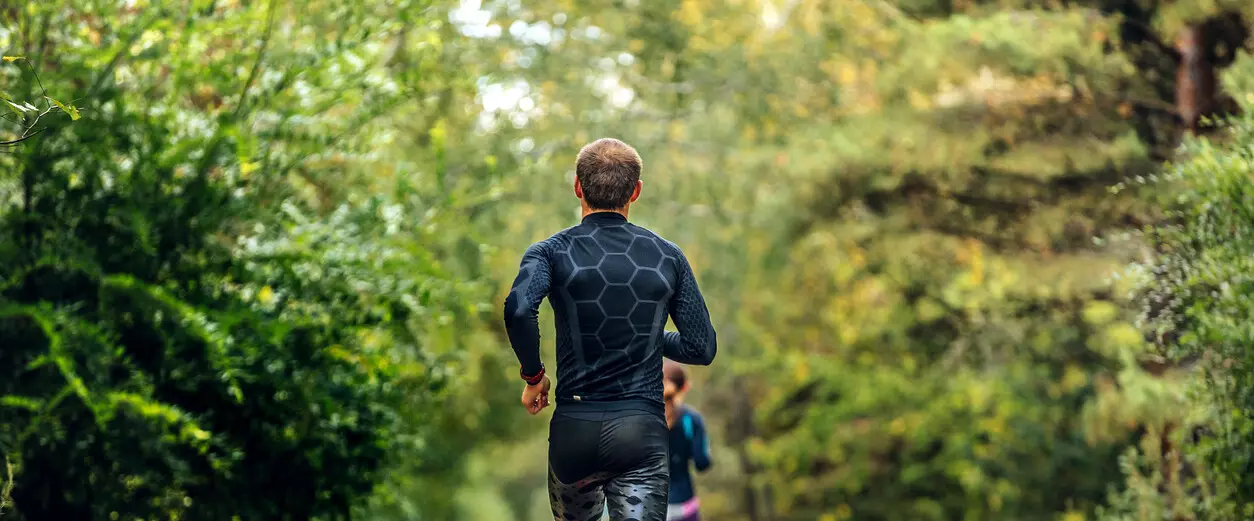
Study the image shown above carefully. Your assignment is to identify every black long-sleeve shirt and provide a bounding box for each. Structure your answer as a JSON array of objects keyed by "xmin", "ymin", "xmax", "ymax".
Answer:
[{"xmin": 503, "ymin": 211, "xmax": 717, "ymax": 416}]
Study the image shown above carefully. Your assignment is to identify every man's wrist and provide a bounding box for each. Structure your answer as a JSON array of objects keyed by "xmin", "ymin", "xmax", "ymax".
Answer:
[{"xmin": 521, "ymin": 365, "xmax": 546, "ymax": 386}]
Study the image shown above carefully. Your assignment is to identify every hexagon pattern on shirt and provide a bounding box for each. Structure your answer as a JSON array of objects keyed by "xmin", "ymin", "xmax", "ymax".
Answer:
[
  {"xmin": 504, "ymin": 212, "xmax": 715, "ymax": 407},
  {"xmin": 560, "ymin": 224, "xmax": 675, "ymax": 367}
]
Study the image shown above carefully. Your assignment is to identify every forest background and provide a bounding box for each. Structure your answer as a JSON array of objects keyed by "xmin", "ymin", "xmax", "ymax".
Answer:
[{"xmin": 3, "ymin": 1, "xmax": 1254, "ymax": 520}]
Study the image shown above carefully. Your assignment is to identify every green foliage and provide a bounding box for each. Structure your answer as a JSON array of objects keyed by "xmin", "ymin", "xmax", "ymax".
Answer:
[
  {"xmin": 457, "ymin": 1, "xmax": 1246, "ymax": 520},
  {"xmin": 1096, "ymin": 52, "xmax": 1254, "ymax": 521},
  {"xmin": 0, "ymin": 56, "xmax": 79, "ymax": 150},
  {"xmin": 1101, "ymin": 112, "xmax": 1254, "ymax": 520},
  {"xmin": 3, "ymin": 0, "xmax": 1253, "ymax": 520},
  {"xmin": 0, "ymin": 1, "xmax": 520, "ymax": 519}
]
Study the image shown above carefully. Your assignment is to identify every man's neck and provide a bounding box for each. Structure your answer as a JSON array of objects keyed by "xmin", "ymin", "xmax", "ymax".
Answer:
[{"xmin": 581, "ymin": 206, "xmax": 629, "ymax": 220}]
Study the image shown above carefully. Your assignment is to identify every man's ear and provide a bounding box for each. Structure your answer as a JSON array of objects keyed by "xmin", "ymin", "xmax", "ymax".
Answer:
[
  {"xmin": 629, "ymin": 180, "xmax": 642, "ymax": 203},
  {"xmin": 574, "ymin": 177, "xmax": 584, "ymax": 199}
]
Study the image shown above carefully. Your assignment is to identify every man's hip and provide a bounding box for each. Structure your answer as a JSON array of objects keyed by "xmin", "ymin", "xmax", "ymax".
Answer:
[{"xmin": 547, "ymin": 409, "xmax": 671, "ymax": 521}]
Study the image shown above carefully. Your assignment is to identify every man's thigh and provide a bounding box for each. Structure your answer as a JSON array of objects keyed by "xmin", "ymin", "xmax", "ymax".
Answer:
[
  {"xmin": 549, "ymin": 468, "xmax": 610, "ymax": 521},
  {"xmin": 603, "ymin": 454, "xmax": 669, "ymax": 521}
]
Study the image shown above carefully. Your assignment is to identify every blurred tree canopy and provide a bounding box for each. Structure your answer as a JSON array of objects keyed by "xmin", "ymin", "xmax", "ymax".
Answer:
[
  {"xmin": 458, "ymin": 1, "xmax": 1254, "ymax": 520},
  {"xmin": 2, "ymin": 0, "xmax": 1253, "ymax": 520}
]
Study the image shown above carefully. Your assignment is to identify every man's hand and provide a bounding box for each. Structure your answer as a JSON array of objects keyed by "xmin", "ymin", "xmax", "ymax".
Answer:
[{"xmin": 522, "ymin": 376, "xmax": 551, "ymax": 415}]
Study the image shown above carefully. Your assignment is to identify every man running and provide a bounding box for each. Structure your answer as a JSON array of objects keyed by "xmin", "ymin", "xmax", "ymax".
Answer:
[
  {"xmin": 503, "ymin": 137, "xmax": 718, "ymax": 521},
  {"xmin": 663, "ymin": 360, "xmax": 712, "ymax": 521}
]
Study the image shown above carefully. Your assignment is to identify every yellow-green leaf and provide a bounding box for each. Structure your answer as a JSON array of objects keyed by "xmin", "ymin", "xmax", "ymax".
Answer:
[
  {"xmin": 1, "ymin": 56, "xmax": 24, "ymax": 62},
  {"xmin": 257, "ymin": 285, "xmax": 274, "ymax": 304},
  {"xmin": 47, "ymin": 97, "xmax": 81, "ymax": 121},
  {"xmin": 240, "ymin": 161, "xmax": 259, "ymax": 177}
]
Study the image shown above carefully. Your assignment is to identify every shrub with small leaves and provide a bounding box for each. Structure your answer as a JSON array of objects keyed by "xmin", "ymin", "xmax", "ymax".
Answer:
[
  {"xmin": 0, "ymin": 1, "xmax": 484, "ymax": 520},
  {"xmin": 1102, "ymin": 109, "xmax": 1254, "ymax": 520}
]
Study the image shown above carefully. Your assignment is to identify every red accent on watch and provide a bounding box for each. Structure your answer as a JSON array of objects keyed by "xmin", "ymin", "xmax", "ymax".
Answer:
[{"xmin": 521, "ymin": 365, "xmax": 546, "ymax": 386}]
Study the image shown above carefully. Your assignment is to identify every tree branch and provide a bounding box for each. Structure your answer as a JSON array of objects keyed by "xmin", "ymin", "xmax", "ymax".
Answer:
[
  {"xmin": 234, "ymin": 0, "xmax": 279, "ymax": 119},
  {"xmin": 0, "ymin": 127, "xmax": 45, "ymax": 146}
]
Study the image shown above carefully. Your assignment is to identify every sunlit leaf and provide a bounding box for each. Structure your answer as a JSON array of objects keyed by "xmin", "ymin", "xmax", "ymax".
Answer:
[{"xmin": 46, "ymin": 96, "xmax": 81, "ymax": 120}]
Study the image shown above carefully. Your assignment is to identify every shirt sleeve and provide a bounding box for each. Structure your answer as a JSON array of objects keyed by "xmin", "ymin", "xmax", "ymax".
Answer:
[
  {"xmin": 691, "ymin": 410, "xmax": 713, "ymax": 472},
  {"xmin": 503, "ymin": 241, "xmax": 552, "ymax": 377},
  {"xmin": 661, "ymin": 247, "xmax": 717, "ymax": 365}
]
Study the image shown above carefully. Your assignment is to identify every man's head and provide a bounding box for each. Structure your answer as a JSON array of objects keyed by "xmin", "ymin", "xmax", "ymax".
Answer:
[{"xmin": 574, "ymin": 138, "xmax": 643, "ymax": 211}]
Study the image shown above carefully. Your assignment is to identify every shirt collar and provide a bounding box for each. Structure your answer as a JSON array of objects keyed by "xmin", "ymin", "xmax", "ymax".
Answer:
[{"xmin": 581, "ymin": 211, "xmax": 628, "ymax": 225}]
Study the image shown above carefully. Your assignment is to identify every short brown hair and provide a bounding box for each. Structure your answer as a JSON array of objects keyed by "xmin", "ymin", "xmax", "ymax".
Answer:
[
  {"xmin": 576, "ymin": 138, "xmax": 642, "ymax": 210},
  {"xmin": 663, "ymin": 359, "xmax": 688, "ymax": 390}
]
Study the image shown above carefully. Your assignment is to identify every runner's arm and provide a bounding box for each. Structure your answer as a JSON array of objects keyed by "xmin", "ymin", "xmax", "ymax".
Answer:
[
  {"xmin": 691, "ymin": 411, "xmax": 713, "ymax": 472},
  {"xmin": 503, "ymin": 242, "xmax": 552, "ymax": 377},
  {"xmin": 661, "ymin": 249, "xmax": 717, "ymax": 365}
]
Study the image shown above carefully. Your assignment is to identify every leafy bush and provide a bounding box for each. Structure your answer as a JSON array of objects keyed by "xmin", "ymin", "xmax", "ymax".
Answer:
[
  {"xmin": 1101, "ymin": 52, "xmax": 1254, "ymax": 518},
  {"xmin": 0, "ymin": 59, "xmax": 407, "ymax": 521},
  {"xmin": 0, "ymin": 2, "xmax": 504, "ymax": 520}
]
